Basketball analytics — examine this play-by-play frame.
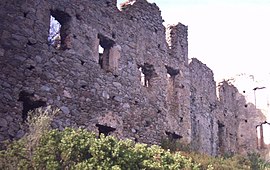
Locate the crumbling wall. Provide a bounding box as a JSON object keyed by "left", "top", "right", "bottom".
{"left": 0, "top": 0, "right": 187, "bottom": 144}
{"left": 189, "top": 58, "right": 217, "bottom": 155}
{"left": 0, "top": 0, "right": 266, "bottom": 157}
{"left": 165, "top": 23, "right": 191, "bottom": 144}
{"left": 217, "top": 81, "right": 241, "bottom": 155}
{"left": 217, "top": 81, "right": 265, "bottom": 155}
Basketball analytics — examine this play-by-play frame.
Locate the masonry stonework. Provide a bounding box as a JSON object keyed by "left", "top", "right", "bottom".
{"left": 0, "top": 0, "right": 267, "bottom": 156}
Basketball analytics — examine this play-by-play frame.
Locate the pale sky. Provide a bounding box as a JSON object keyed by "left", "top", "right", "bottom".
{"left": 118, "top": 0, "right": 270, "bottom": 82}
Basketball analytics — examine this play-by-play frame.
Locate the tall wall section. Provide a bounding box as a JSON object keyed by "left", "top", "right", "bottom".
{"left": 0, "top": 0, "right": 191, "bottom": 145}
{"left": 0, "top": 0, "right": 266, "bottom": 156}
{"left": 189, "top": 58, "right": 217, "bottom": 155}
{"left": 217, "top": 81, "right": 266, "bottom": 155}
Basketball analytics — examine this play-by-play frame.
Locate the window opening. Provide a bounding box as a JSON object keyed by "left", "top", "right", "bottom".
{"left": 138, "top": 63, "right": 156, "bottom": 87}
{"left": 98, "top": 34, "right": 119, "bottom": 72}
{"left": 98, "top": 45, "right": 104, "bottom": 68}
{"left": 48, "top": 10, "right": 71, "bottom": 50}
{"left": 256, "top": 122, "right": 270, "bottom": 149}
{"left": 96, "top": 124, "right": 116, "bottom": 136}
{"left": 48, "top": 16, "right": 61, "bottom": 49}
{"left": 165, "top": 131, "right": 182, "bottom": 140}
{"left": 18, "top": 91, "right": 46, "bottom": 122}
{"left": 165, "top": 66, "right": 179, "bottom": 78}
{"left": 263, "top": 123, "right": 270, "bottom": 145}
{"left": 139, "top": 67, "right": 146, "bottom": 86}
{"left": 165, "top": 65, "right": 179, "bottom": 85}
{"left": 164, "top": 131, "right": 182, "bottom": 151}
{"left": 162, "top": 131, "right": 182, "bottom": 151}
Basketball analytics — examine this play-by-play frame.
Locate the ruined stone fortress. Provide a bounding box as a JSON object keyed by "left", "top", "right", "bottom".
{"left": 0, "top": 0, "right": 268, "bottom": 156}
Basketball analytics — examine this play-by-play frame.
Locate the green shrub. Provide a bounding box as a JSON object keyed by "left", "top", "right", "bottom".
{"left": 247, "top": 152, "right": 270, "bottom": 170}
{"left": 1, "top": 107, "right": 269, "bottom": 170}
{"left": 160, "top": 137, "right": 191, "bottom": 153}
{"left": 0, "top": 107, "right": 200, "bottom": 170}
{"left": 0, "top": 128, "right": 201, "bottom": 170}
{"left": 0, "top": 106, "right": 59, "bottom": 170}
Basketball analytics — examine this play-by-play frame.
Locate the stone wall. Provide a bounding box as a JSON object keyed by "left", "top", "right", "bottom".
{"left": 189, "top": 58, "right": 217, "bottom": 155}
{"left": 0, "top": 0, "right": 266, "bottom": 156}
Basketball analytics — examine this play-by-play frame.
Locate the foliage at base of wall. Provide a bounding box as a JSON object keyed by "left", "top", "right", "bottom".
{"left": 0, "top": 107, "right": 269, "bottom": 170}
{"left": 0, "top": 128, "right": 201, "bottom": 170}
{"left": 160, "top": 135, "right": 270, "bottom": 170}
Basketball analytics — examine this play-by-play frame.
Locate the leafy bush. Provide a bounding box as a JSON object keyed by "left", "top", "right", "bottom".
{"left": 160, "top": 137, "right": 191, "bottom": 153}
{"left": 0, "top": 106, "right": 59, "bottom": 169}
{"left": 0, "top": 128, "right": 201, "bottom": 170}
{"left": 1, "top": 107, "right": 269, "bottom": 170}
{"left": 185, "top": 152, "right": 251, "bottom": 170}
{"left": 0, "top": 107, "right": 201, "bottom": 169}
{"left": 247, "top": 152, "right": 270, "bottom": 170}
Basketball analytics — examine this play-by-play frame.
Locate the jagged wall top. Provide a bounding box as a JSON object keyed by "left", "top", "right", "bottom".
{"left": 166, "top": 23, "right": 188, "bottom": 65}
{"left": 0, "top": 0, "right": 267, "bottom": 158}
{"left": 0, "top": 0, "right": 189, "bottom": 144}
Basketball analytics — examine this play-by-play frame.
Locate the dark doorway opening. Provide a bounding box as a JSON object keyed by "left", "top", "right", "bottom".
{"left": 18, "top": 91, "right": 46, "bottom": 122}
{"left": 96, "top": 124, "right": 116, "bottom": 136}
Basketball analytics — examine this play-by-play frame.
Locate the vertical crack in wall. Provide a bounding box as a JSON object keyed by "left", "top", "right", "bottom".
{"left": 217, "top": 121, "right": 225, "bottom": 154}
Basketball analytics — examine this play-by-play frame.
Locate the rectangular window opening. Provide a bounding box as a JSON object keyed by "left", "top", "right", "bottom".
{"left": 48, "top": 10, "right": 71, "bottom": 50}
{"left": 139, "top": 67, "right": 148, "bottom": 87}
{"left": 257, "top": 125, "right": 262, "bottom": 149}
{"left": 138, "top": 63, "right": 156, "bottom": 87}
{"left": 256, "top": 122, "right": 270, "bottom": 149}
{"left": 99, "top": 45, "right": 105, "bottom": 69}
{"left": 48, "top": 15, "right": 61, "bottom": 49}
{"left": 98, "top": 34, "right": 120, "bottom": 73}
